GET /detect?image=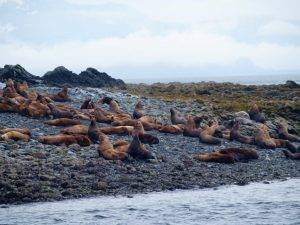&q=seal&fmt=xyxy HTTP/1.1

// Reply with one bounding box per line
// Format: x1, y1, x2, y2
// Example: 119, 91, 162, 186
38, 134, 91, 146
0, 127, 31, 135
170, 108, 187, 125
48, 87, 70, 102
127, 134, 155, 159
158, 124, 184, 134
248, 103, 266, 123
282, 150, 300, 160
100, 96, 125, 114
44, 118, 81, 126
199, 122, 222, 144
229, 121, 254, 144
193, 147, 259, 164
254, 124, 286, 149
48, 103, 74, 118
132, 120, 159, 144
61, 125, 88, 135
97, 132, 129, 160
0, 131, 30, 142
21, 100, 51, 117
93, 108, 113, 123
183, 116, 202, 137
286, 141, 300, 153
133, 100, 144, 119
99, 126, 134, 135
88, 119, 100, 143
278, 123, 300, 142
80, 99, 95, 110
